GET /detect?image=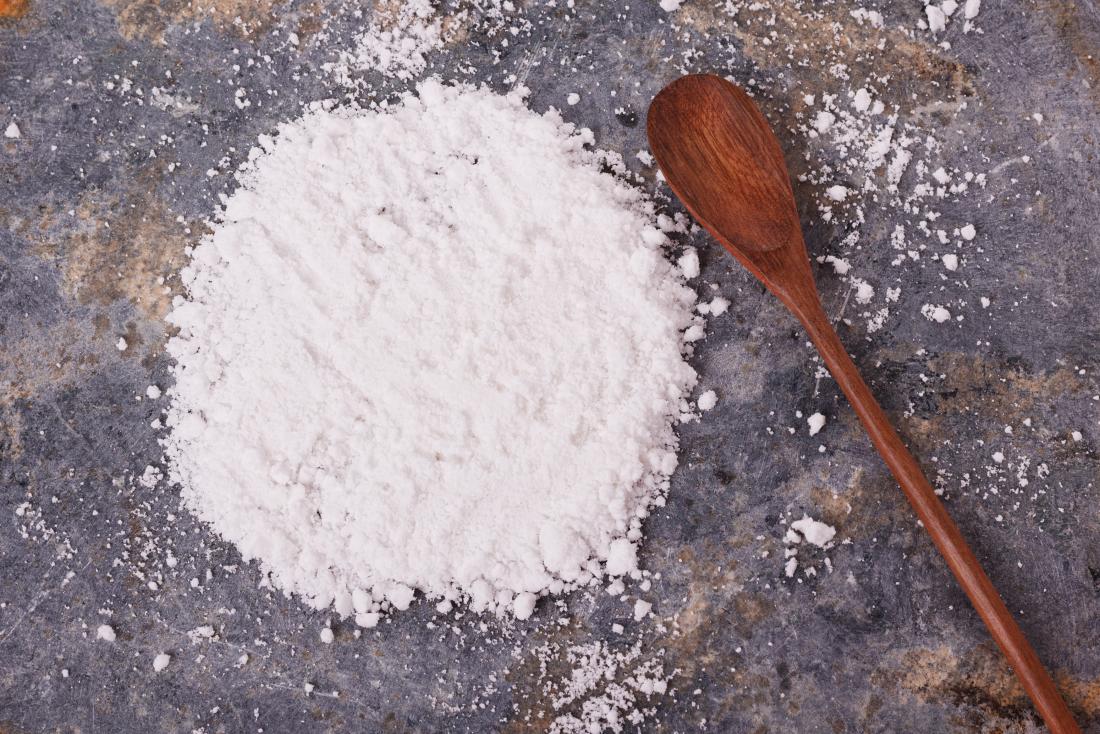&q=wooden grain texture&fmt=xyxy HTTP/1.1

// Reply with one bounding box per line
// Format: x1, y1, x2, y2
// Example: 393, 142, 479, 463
647, 73, 1081, 734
